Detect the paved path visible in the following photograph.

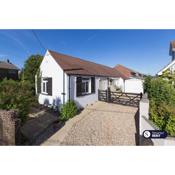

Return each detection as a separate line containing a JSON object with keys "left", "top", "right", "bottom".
{"left": 42, "top": 102, "right": 139, "bottom": 146}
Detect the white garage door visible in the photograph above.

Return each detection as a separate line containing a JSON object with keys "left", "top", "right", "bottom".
{"left": 125, "top": 78, "right": 143, "bottom": 93}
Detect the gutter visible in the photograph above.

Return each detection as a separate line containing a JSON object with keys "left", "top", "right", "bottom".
{"left": 62, "top": 72, "right": 66, "bottom": 104}
{"left": 68, "top": 75, "right": 71, "bottom": 101}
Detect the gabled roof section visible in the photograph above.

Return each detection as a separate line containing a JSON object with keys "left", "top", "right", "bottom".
{"left": 0, "top": 61, "right": 19, "bottom": 70}
{"left": 48, "top": 50, "right": 121, "bottom": 78}
{"left": 114, "top": 64, "right": 144, "bottom": 79}
{"left": 157, "top": 59, "right": 175, "bottom": 75}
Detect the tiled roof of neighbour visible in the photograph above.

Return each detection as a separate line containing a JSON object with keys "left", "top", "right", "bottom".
{"left": 49, "top": 50, "right": 121, "bottom": 78}
{"left": 0, "top": 61, "right": 19, "bottom": 70}
{"left": 114, "top": 64, "right": 144, "bottom": 79}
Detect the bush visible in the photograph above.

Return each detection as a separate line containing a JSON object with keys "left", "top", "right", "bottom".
{"left": 146, "top": 78, "right": 175, "bottom": 104}
{"left": 165, "top": 115, "right": 175, "bottom": 136}
{"left": 60, "top": 100, "right": 78, "bottom": 121}
{"left": 150, "top": 101, "right": 171, "bottom": 130}
{"left": 144, "top": 75, "right": 152, "bottom": 93}
{"left": 145, "top": 76, "right": 175, "bottom": 136}
{"left": 0, "top": 79, "right": 34, "bottom": 123}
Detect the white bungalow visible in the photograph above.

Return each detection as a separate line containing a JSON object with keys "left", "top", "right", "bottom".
{"left": 35, "top": 50, "right": 144, "bottom": 109}
{"left": 35, "top": 50, "right": 122, "bottom": 109}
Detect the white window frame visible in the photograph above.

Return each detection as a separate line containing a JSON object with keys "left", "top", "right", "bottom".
{"left": 42, "top": 78, "right": 48, "bottom": 94}
{"left": 81, "top": 78, "right": 90, "bottom": 95}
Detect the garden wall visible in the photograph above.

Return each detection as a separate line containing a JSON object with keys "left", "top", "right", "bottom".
{"left": 139, "top": 94, "right": 175, "bottom": 146}
{"left": 0, "top": 110, "right": 21, "bottom": 145}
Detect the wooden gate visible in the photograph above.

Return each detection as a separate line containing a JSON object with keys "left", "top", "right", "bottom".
{"left": 98, "top": 89, "right": 142, "bottom": 107}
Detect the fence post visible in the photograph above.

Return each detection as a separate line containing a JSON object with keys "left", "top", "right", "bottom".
{"left": 105, "top": 90, "right": 107, "bottom": 102}
{"left": 98, "top": 89, "right": 100, "bottom": 101}
{"left": 107, "top": 87, "right": 111, "bottom": 102}
{"left": 140, "top": 92, "right": 143, "bottom": 99}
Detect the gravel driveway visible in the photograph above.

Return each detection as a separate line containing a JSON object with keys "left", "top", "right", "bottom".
{"left": 42, "top": 101, "right": 139, "bottom": 146}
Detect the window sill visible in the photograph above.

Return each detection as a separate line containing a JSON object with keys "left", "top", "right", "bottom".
{"left": 77, "top": 92, "right": 96, "bottom": 97}
{"left": 41, "top": 92, "right": 48, "bottom": 95}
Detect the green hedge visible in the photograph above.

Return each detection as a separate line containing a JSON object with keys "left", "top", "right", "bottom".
{"left": 0, "top": 79, "right": 34, "bottom": 123}
{"left": 144, "top": 77, "right": 175, "bottom": 136}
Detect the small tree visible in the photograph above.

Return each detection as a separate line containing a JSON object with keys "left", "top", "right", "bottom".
{"left": 22, "top": 54, "right": 43, "bottom": 94}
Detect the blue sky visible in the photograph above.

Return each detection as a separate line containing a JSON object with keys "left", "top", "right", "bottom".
{"left": 0, "top": 29, "right": 174, "bottom": 75}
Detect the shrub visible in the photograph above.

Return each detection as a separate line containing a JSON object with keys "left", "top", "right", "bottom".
{"left": 147, "top": 78, "right": 175, "bottom": 104}
{"left": 145, "top": 76, "right": 175, "bottom": 136}
{"left": 149, "top": 101, "right": 171, "bottom": 130}
{"left": 144, "top": 75, "right": 152, "bottom": 93}
{"left": 0, "top": 79, "right": 34, "bottom": 123}
{"left": 60, "top": 100, "right": 78, "bottom": 121}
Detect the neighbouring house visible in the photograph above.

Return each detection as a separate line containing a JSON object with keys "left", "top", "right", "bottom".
{"left": 157, "top": 41, "right": 175, "bottom": 76}
{"left": 113, "top": 64, "right": 144, "bottom": 93}
{"left": 0, "top": 60, "right": 19, "bottom": 80}
{"left": 35, "top": 50, "right": 123, "bottom": 109}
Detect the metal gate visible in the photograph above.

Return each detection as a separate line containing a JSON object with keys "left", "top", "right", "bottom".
{"left": 98, "top": 89, "right": 142, "bottom": 107}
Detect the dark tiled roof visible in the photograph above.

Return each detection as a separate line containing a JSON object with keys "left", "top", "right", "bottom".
{"left": 114, "top": 64, "right": 144, "bottom": 79}
{"left": 0, "top": 61, "right": 19, "bottom": 70}
{"left": 49, "top": 50, "right": 121, "bottom": 78}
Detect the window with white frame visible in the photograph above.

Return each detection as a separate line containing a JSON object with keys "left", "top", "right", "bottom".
{"left": 42, "top": 78, "right": 48, "bottom": 94}
{"left": 81, "top": 78, "right": 90, "bottom": 94}
{"left": 76, "top": 76, "right": 95, "bottom": 97}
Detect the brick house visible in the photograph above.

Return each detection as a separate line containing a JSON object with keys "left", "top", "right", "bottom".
{"left": 0, "top": 60, "right": 19, "bottom": 80}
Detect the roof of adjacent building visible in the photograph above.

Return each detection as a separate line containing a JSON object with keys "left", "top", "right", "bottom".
{"left": 158, "top": 41, "right": 175, "bottom": 75}
{"left": 170, "top": 41, "right": 175, "bottom": 49}
{"left": 114, "top": 64, "right": 144, "bottom": 79}
{"left": 48, "top": 50, "right": 121, "bottom": 78}
{"left": 157, "top": 59, "right": 175, "bottom": 75}
{"left": 0, "top": 61, "right": 19, "bottom": 70}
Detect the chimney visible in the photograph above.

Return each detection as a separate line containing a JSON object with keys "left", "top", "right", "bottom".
{"left": 7, "top": 59, "right": 10, "bottom": 63}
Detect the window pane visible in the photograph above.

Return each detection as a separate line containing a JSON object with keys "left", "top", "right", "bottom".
{"left": 45, "top": 82, "right": 48, "bottom": 93}
{"left": 43, "top": 82, "right": 45, "bottom": 92}
{"left": 82, "top": 82, "right": 85, "bottom": 93}
{"left": 85, "top": 82, "right": 88, "bottom": 93}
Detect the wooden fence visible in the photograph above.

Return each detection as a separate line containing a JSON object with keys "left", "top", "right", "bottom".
{"left": 98, "top": 89, "right": 142, "bottom": 107}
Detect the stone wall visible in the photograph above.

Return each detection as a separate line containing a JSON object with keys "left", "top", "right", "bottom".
{"left": 0, "top": 110, "right": 21, "bottom": 145}
{"left": 139, "top": 94, "right": 175, "bottom": 146}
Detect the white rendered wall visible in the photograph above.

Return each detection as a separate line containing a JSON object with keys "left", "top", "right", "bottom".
{"left": 67, "top": 76, "right": 101, "bottom": 108}
{"left": 38, "top": 50, "right": 65, "bottom": 106}
{"left": 113, "top": 78, "right": 124, "bottom": 91}
{"left": 99, "top": 78, "right": 108, "bottom": 90}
